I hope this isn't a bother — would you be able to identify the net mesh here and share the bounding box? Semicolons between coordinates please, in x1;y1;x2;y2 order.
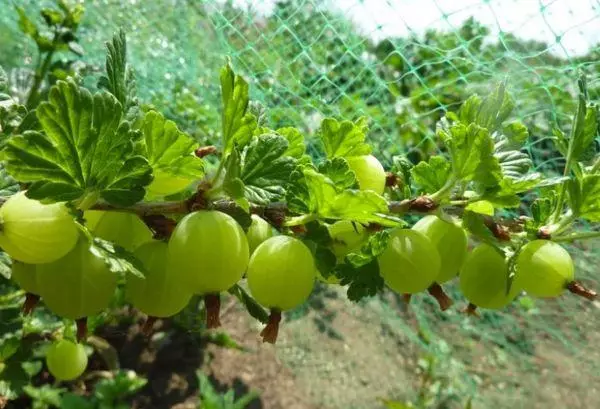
2;1;600;407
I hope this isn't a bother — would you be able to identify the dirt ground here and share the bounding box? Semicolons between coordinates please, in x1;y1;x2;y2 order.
87;281;600;409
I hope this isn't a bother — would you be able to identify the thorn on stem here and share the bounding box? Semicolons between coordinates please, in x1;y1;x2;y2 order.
427;283;453;311
76;318;88;342
260;309;282;344
22;293;40;315
204;294;222;329
141;316;157;335
567;281;597;300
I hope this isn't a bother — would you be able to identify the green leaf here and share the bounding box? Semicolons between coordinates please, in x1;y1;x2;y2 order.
481;173;542;207
239;134;297;205
0;66;7;92
15;7;38;39
98;30;138;118
0;337;20;361
461;210;496;243
334;260;384;301
439;122;496;183
573;174;600;221
318;158;357;191
222;148;249;212
567;79;598;164
91;238;146;278
458;82;515;134
228;284;268;324
41;8;64;26
3;80;152;206
346;230;390;267
0;252;11;280
411;156;450;193
277;127;306;158
288;168;395;226
61;393;96;409
503;121;529;145
141;110;203;180
319;117;371;159
0;164;19;198
220;62;256;154
531;195;557;225
23;385;65;408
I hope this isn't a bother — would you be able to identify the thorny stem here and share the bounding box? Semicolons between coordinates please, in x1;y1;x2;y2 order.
260;309;282;344
25;29;59;108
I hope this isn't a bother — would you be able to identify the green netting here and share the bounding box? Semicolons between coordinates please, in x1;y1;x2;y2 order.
1;1;600;407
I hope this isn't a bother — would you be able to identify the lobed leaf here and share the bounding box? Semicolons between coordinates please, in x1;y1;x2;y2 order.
319;117;371;159
3;80;152;206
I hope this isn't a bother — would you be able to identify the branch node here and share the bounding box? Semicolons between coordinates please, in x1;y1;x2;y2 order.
408;196;438;213
195;146;218;158
22;293;40;315
76;318;88;342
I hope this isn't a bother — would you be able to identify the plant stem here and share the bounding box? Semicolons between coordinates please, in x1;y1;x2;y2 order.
284;213;317;226
552;230;600;243
428;176;457;203
25;31;58;109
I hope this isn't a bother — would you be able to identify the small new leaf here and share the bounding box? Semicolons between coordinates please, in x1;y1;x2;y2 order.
439;122;497;183
3;80;152;206
277;127;306;158
220;62;257;154
141;110;203;181
240;133;297;205
318;157;357;191
319;117;371;159
334;260;384;302
90;238;146;279
98;29;138;117
410;156;450;194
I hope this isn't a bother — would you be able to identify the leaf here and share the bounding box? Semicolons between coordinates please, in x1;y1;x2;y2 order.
0;66;7;92
61;393;96;409
439;122;496;183
91;238;146;278
345;230;390;267
277;127;306;158
0;164;19;198
318;158;357;191
0;337;20;361
3;80;152;206
228;284;269;324
0;252;11;280
503;121;529;145
411;156;450;193
220;62;256;154
41;8;64;26
334;260;384;301
461;210;496;243
567;79;598;164
531;195;557;225
289;168;395;226
458;82;515;134
222;147;249;212
313;246;337;280
141;110;203;180
240;134;297;204
574;174;600;221
319;117;371;159
15;7;38;39
98;29;138;116
23;385;65;407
